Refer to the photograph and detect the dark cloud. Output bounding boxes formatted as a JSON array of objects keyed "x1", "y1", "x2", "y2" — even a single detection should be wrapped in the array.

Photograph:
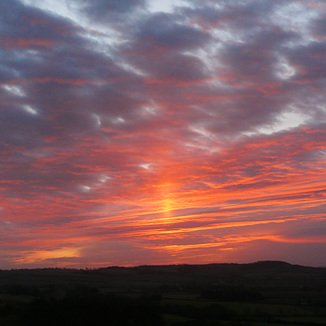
[
  {"x1": 122, "y1": 12, "x2": 212, "y2": 82},
  {"x1": 310, "y1": 15, "x2": 326, "y2": 39},
  {"x1": 80, "y1": 0, "x2": 147, "y2": 22},
  {"x1": 136, "y1": 12, "x2": 211, "y2": 52},
  {"x1": 183, "y1": 0, "x2": 280, "y2": 31},
  {"x1": 0, "y1": 0, "x2": 80, "y2": 49},
  {"x1": 285, "y1": 42, "x2": 326, "y2": 84},
  {"x1": 218, "y1": 27, "x2": 297, "y2": 83}
]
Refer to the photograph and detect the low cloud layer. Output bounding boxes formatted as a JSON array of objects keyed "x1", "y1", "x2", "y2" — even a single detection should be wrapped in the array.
[{"x1": 0, "y1": 0, "x2": 325, "y2": 268}]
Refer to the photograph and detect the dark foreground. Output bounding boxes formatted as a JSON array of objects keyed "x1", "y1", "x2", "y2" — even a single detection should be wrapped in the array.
[{"x1": 1, "y1": 261, "x2": 326, "y2": 325}]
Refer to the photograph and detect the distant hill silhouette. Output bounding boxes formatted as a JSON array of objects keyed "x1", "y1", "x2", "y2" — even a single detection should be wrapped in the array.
[
  {"x1": 1, "y1": 261, "x2": 326, "y2": 306},
  {"x1": 1, "y1": 261, "x2": 324, "y2": 287}
]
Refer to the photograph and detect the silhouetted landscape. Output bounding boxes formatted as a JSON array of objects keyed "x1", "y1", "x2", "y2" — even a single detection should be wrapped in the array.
[{"x1": 1, "y1": 261, "x2": 326, "y2": 325}]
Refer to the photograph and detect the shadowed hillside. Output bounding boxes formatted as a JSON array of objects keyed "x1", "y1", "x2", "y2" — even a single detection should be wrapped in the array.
[{"x1": 1, "y1": 261, "x2": 326, "y2": 325}]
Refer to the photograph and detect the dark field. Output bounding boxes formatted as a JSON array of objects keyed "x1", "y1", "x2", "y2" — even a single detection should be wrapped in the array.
[{"x1": 1, "y1": 261, "x2": 326, "y2": 325}]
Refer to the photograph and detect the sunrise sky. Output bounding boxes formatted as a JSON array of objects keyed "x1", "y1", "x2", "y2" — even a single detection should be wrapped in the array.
[{"x1": 1, "y1": 0, "x2": 326, "y2": 269}]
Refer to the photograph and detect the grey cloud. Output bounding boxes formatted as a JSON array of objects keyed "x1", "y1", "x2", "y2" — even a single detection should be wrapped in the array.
[
  {"x1": 0, "y1": 0, "x2": 80, "y2": 49},
  {"x1": 119, "y1": 10, "x2": 213, "y2": 82},
  {"x1": 184, "y1": 0, "x2": 280, "y2": 30},
  {"x1": 219, "y1": 28, "x2": 296, "y2": 83},
  {"x1": 80, "y1": 0, "x2": 146, "y2": 21},
  {"x1": 155, "y1": 53, "x2": 210, "y2": 82},
  {"x1": 285, "y1": 42, "x2": 326, "y2": 83},
  {"x1": 310, "y1": 14, "x2": 326, "y2": 38},
  {"x1": 0, "y1": 0, "x2": 152, "y2": 201},
  {"x1": 136, "y1": 12, "x2": 212, "y2": 52}
]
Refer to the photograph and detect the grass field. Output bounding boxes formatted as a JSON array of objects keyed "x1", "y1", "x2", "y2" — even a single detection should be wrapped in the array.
[{"x1": 161, "y1": 297, "x2": 326, "y2": 325}]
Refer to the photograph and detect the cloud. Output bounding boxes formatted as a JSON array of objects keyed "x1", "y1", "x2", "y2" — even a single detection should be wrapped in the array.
[
  {"x1": 311, "y1": 15, "x2": 326, "y2": 40},
  {"x1": 0, "y1": 0, "x2": 80, "y2": 49},
  {"x1": 136, "y1": 12, "x2": 212, "y2": 52},
  {"x1": 0, "y1": 0, "x2": 325, "y2": 268},
  {"x1": 80, "y1": 0, "x2": 147, "y2": 23}
]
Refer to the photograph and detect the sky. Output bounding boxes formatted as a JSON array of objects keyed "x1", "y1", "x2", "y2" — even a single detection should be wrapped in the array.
[{"x1": 0, "y1": 0, "x2": 325, "y2": 269}]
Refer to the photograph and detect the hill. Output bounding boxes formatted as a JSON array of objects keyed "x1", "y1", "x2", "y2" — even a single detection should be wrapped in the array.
[
  {"x1": 1, "y1": 261, "x2": 325, "y2": 305},
  {"x1": 1, "y1": 261, "x2": 326, "y2": 326}
]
